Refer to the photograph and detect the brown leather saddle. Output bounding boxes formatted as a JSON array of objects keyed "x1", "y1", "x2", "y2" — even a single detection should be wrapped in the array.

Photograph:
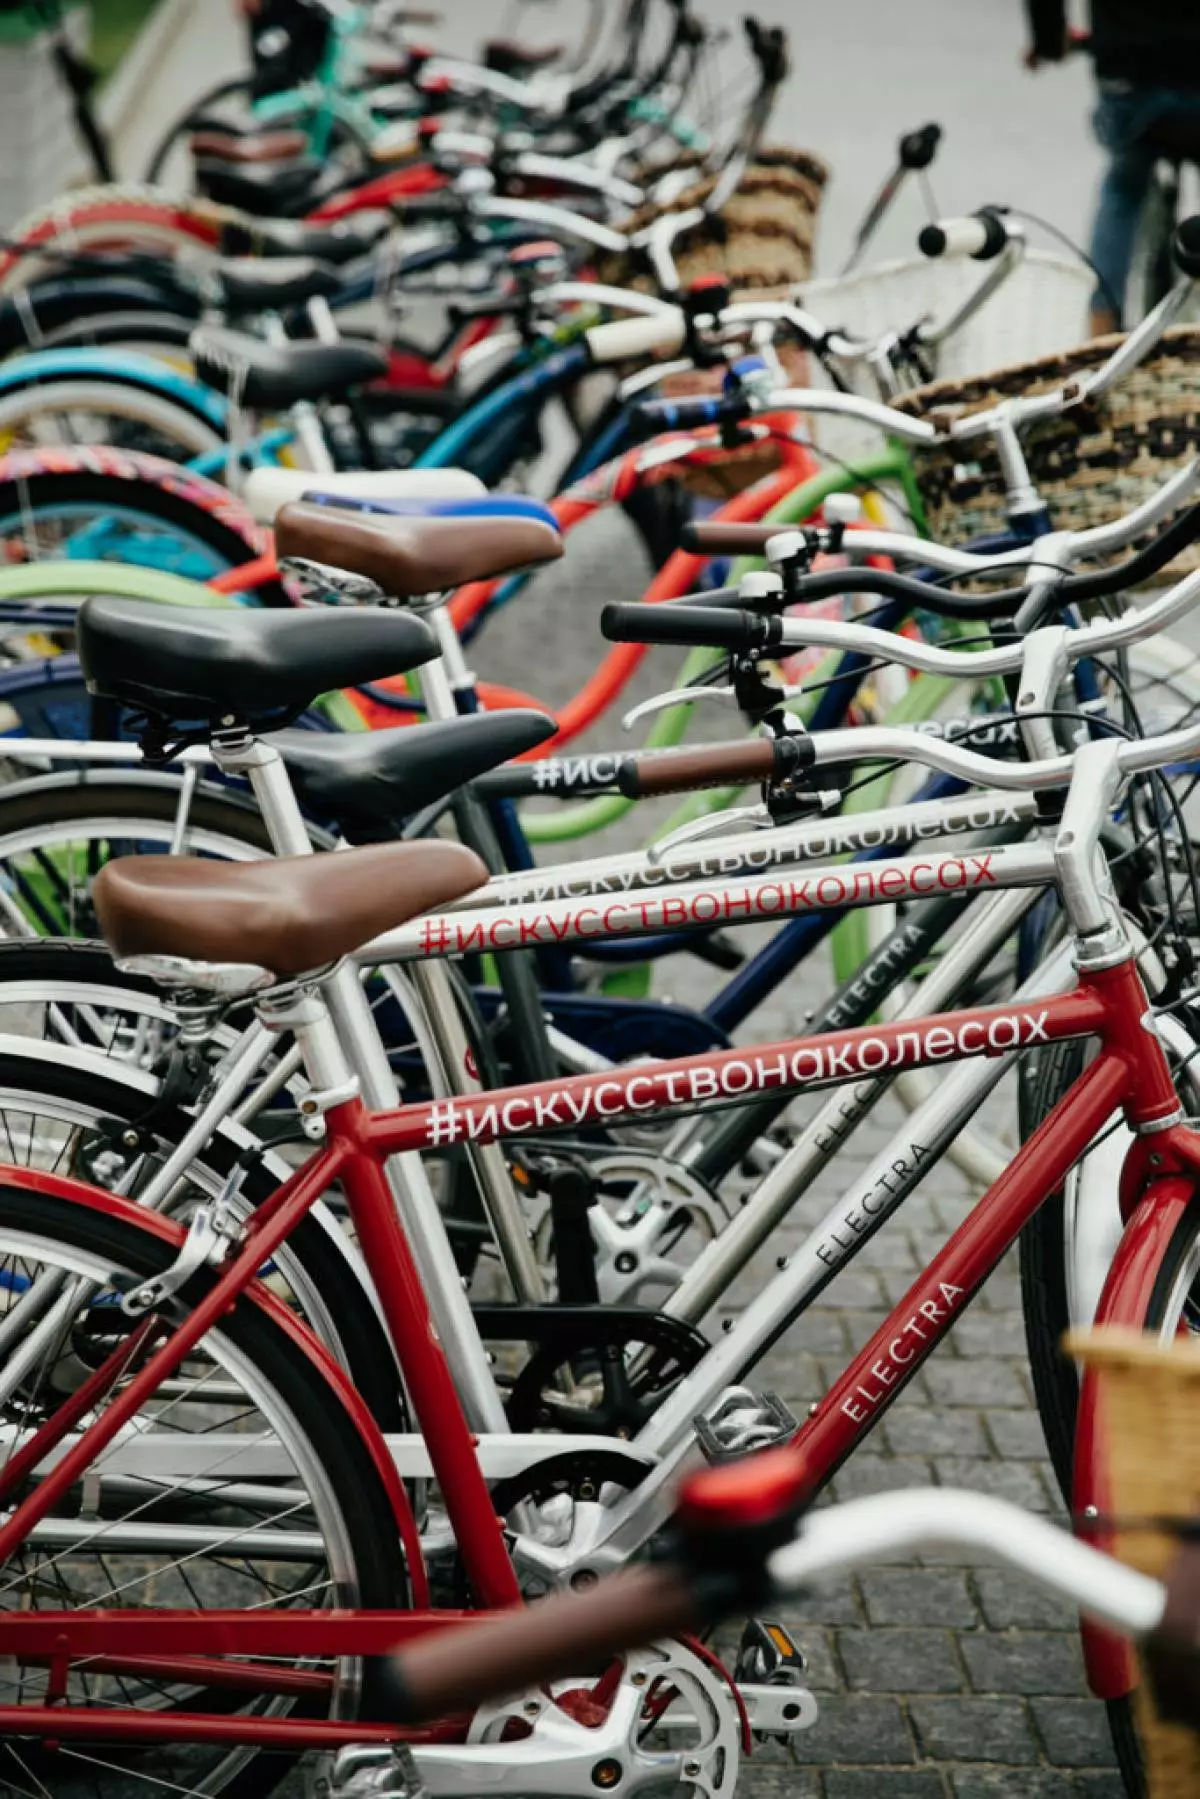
[
  {"x1": 274, "y1": 501, "x2": 563, "y2": 599},
  {"x1": 93, "y1": 840, "x2": 487, "y2": 984}
]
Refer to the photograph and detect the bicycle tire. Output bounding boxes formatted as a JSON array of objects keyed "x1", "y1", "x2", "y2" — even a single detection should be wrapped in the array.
[
  {"x1": 0, "y1": 188, "x2": 222, "y2": 292},
  {"x1": 0, "y1": 372, "x2": 221, "y2": 455},
  {"x1": 0, "y1": 464, "x2": 289, "y2": 603},
  {"x1": 0, "y1": 1178, "x2": 410, "y2": 1797},
  {"x1": 34, "y1": 309, "x2": 198, "y2": 357}
]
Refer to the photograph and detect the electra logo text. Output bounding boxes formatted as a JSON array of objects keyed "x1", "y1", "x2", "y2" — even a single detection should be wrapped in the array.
[
  {"x1": 419, "y1": 854, "x2": 999, "y2": 956},
  {"x1": 420, "y1": 1011, "x2": 1051, "y2": 1148},
  {"x1": 840, "y1": 1282, "x2": 965, "y2": 1423}
]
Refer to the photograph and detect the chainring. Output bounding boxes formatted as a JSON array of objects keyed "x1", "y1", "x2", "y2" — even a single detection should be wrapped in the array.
[{"x1": 504, "y1": 1306, "x2": 709, "y2": 1434}]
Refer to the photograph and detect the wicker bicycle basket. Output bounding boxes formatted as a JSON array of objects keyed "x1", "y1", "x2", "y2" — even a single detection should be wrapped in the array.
[
  {"x1": 600, "y1": 146, "x2": 829, "y2": 498},
  {"x1": 1065, "y1": 1327, "x2": 1200, "y2": 1796},
  {"x1": 893, "y1": 327, "x2": 1200, "y2": 573}
]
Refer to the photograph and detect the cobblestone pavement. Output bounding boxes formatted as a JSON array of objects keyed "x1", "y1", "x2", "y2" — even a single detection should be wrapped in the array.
[{"x1": 468, "y1": 514, "x2": 1129, "y2": 1799}]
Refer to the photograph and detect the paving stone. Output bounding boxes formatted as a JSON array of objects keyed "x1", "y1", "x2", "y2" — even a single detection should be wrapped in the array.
[
  {"x1": 838, "y1": 1627, "x2": 965, "y2": 1693},
  {"x1": 791, "y1": 1696, "x2": 916, "y2": 1765},
  {"x1": 842, "y1": 1308, "x2": 895, "y2": 1352},
  {"x1": 923, "y1": 1360, "x2": 1031, "y2": 1409},
  {"x1": 746, "y1": 1347, "x2": 827, "y2": 1404},
  {"x1": 883, "y1": 1407, "x2": 990, "y2": 1459},
  {"x1": 949, "y1": 1312, "x2": 1029, "y2": 1358},
  {"x1": 983, "y1": 1408, "x2": 1055, "y2": 1459},
  {"x1": 910, "y1": 1698, "x2": 1038, "y2": 1765},
  {"x1": 734, "y1": 1766, "x2": 822, "y2": 1798},
  {"x1": 937, "y1": 1457, "x2": 1054, "y2": 1513},
  {"x1": 973, "y1": 1570, "x2": 1079, "y2": 1632},
  {"x1": 959, "y1": 1632, "x2": 1087, "y2": 1697},
  {"x1": 826, "y1": 1774, "x2": 947, "y2": 1798},
  {"x1": 974, "y1": 1264, "x2": 1024, "y2": 1312},
  {"x1": 784, "y1": 1309, "x2": 853, "y2": 1355},
  {"x1": 860, "y1": 1568, "x2": 979, "y2": 1630},
  {"x1": 932, "y1": 1193, "x2": 976, "y2": 1231},
  {"x1": 782, "y1": 1579, "x2": 864, "y2": 1627},
  {"x1": 1074, "y1": 1777, "x2": 1127, "y2": 1798},
  {"x1": 811, "y1": 1268, "x2": 886, "y2": 1310},
  {"x1": 951, "y1": 1773, "x2": 1078, "y2": 1798},
  {"x1": 1029, "y1": 1698, "x2": 1118, "y2": 1768},
  {"x1": 849, "y1": 1227, "x2": 920, "y2": 1270},
  {"x1": 831, "y1": 1454, "x2": 935, "y2": 1502}
]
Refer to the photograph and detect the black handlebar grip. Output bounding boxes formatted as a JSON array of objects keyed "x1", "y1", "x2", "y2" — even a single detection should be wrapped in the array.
[
  {"x1": 743, "y1": 18, "x2": 789, "y2": 83},
  {"x1": 600, "y1": 602, "x2": 780, "y2": 651},
  {"x1": 899, "y1": 123, "x2": 942, "y2": 171},
  {"x1": 1174, "y1": 214, "x2": 1200, "y2": 279}
]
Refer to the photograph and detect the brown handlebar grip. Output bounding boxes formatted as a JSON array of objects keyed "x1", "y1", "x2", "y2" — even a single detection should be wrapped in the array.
[
  {"x1": 682, "y1": 522, "x2": 778, "y2": 556},
  {"x1": 618, "y1": 738, "x2": 779, "y2": 799},
  {"x1": 1144, "y1": 1536, "x2": 1200, "y2": 1726},
  {"x1": 388, "y1": 1564, "x2": 702, "y2": 1724}
]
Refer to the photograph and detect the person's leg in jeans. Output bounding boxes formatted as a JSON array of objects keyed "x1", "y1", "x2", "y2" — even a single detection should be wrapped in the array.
[
  {"x1": 1088, "y1": 86, "x2": 1200, "y2": 335},
  {"x1": 1088, "y1": 86, "x2": 1160, "y2": 335}
]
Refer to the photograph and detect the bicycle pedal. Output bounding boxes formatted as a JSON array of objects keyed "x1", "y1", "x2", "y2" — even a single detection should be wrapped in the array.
[
  {"x1": 694, "y1": 1387, "x2": 799, "y2": 1462},
  {"x1": 320, "y1": 1743, "x2": 424, "y2": 1799},
  {"x1": 735, "y1": 1618, "x2": 818, "y2": 1743}
]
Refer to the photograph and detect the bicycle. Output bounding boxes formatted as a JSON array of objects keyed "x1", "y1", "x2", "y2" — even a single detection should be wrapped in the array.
[{"x1": 0, "y1": 561, "x2": 1200, "y2": 1787}]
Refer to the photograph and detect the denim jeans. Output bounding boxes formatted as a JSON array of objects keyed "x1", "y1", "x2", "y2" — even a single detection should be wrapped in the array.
[{"x1": 1089, "y1": 82, "x2": 1200, "y2": 323}]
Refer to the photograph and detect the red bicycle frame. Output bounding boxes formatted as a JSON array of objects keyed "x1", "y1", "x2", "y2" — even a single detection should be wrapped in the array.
[{"x1": 0, "y1": 954, "x2": 1189, "y2": 1748}]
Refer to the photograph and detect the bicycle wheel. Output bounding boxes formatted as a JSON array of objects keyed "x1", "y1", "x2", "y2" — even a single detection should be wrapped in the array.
[
  {"x1": 0, "y1": 1180, "x2": 409, "y2": 1798},
  {"x1": 0, "y1": 464, "x2": 285, "y2": 598},
  {"x1": 0, "y1": 190, "x2": 221, "y2": 292},
  {"x1": 0, "y1": 774, "x2": 282, "y2": 932},
  {"x1": 34, "y1": 309, "x2": 199, "y2": 361},
  {"x1": 0, "y1": 376, "x2": 223, "y2": 463},
  {"x1": 0, "y1": 963, "x2": 403, "y2": 1421},
  {"x1": 1020, "y1": 986, "x2": 1195, "y2": 1502}
]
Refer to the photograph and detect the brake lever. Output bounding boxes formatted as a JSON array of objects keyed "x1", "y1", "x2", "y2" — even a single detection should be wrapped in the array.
[
  {"x1": 647, "y1": 804, "x2": 773, "y2": 861},
  {"x1": 622, "y1": 683, "x2": 736, "y2": 729}
]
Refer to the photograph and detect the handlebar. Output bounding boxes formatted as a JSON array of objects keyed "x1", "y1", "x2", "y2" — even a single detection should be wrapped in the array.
[
  {"x1": 768, "y1": 563, "x2": 1200, "y2": 682},
  {"x1": 619, "y1": 703, "x2": 1200, "y2": 798},
  {"x1": 603, "y1": 599, "x2": 776, "y2": 650},
  {"x1": 679, "y1": 456, "x2": 1200, "y2": 597},
  {"x1": 586, "y1": 309, "x2": 687, "y2": 365},
  {"x1": 378, "y1": 1482, "x2": 1178, "y2": 1728},
  {"x1": 617, "y1": 733, "x2": 807, "y2": 798},
  {"x1": 918, "y1": 208, "x2": 1012, "y2": 262},
  {"x1": 616, "y1": 496, "x2": 1200, "y2": 630}
]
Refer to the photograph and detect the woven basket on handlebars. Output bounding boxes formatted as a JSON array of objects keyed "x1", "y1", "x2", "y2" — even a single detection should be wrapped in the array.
[
  {"x1": 1066, "y1": 1328, "x2": 1200, "y2": 1797},
  {"x1": 601, "y1": 146, "x2": 828, "y2": 498},
  {"x1": 893, "y1": 326, "x2": 1200, "y2": 573},
  {"x1": 602, "y1": 145, "x2": 829, "y2": 296}
]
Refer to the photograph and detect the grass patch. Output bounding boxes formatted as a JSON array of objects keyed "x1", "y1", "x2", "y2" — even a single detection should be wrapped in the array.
[{"x1": 90, "y1": 0, "x2": 162, "y2": 82}]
